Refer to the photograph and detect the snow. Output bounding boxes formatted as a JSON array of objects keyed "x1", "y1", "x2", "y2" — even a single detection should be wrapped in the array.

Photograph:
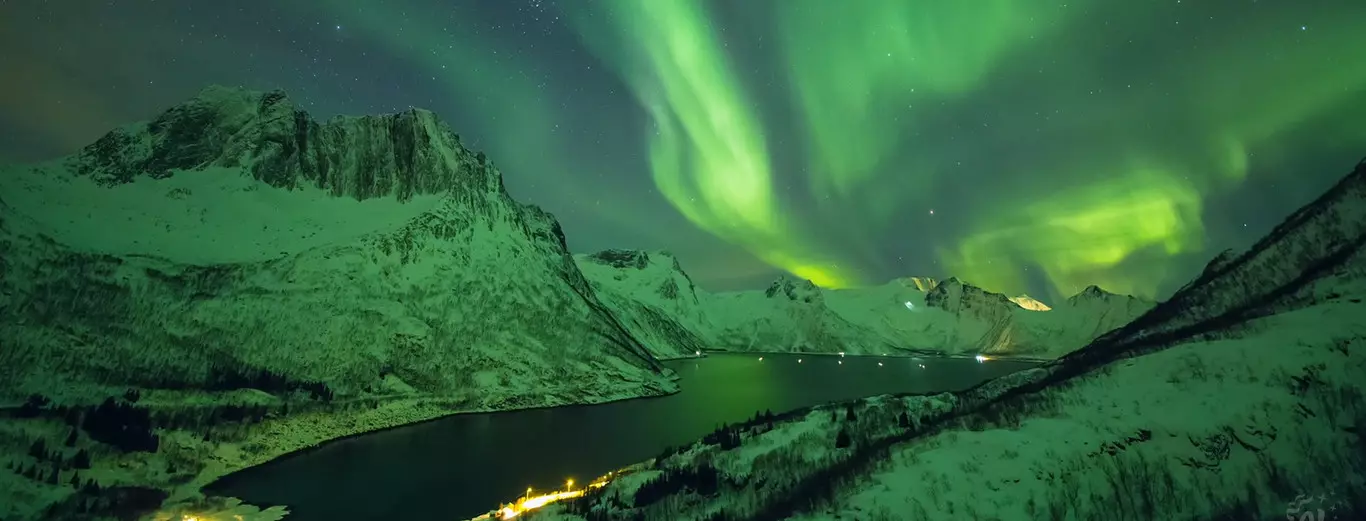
[
  {"x1": 580, "y1": 260, "x2": 1154, "y2": 359},
  {"x1": 0, "y1": 163, "x2": 442, "y2": 265}
]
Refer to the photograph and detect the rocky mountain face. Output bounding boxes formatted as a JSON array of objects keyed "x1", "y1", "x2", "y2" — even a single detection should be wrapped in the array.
[
  {"x1": 574, "y1": 250, "x2": 710, "y2": 359},
  {"x1": 0, "y1": 85, "x2": 675, "y2": 412},
  {"x1": 71, "y1": 86, "x2": 492, "y2": 202}
]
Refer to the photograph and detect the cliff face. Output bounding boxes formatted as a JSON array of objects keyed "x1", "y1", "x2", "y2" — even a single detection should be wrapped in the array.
[
  {"x1": 0, "y1": 85, "x2": 674, "y2": 407},
  {"x1": 71, "y1": 85, "x2": 496, "y2": 202}
]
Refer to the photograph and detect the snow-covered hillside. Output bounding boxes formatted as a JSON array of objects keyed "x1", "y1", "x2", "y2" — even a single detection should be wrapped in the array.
[
  {"x1": 574, "y1": 250, "x2": 710, "y2": 359},
  {"x1": 579, "y1": 255, "x2": 1153, "y2": 358},
  {"x1": 531, "y1": 157, "x2": 1366, "y2": 521},
  {"x1": 0, "y1": 86, "x2": 676, "y2": 520}
]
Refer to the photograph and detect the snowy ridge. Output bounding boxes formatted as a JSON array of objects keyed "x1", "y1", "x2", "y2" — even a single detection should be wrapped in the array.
[
  {"x1": 534, "y1": 157, "x2": 1366, "y2": 521},
  {"x1": 579, "y1": 257, "x2": 1152, "y2": 358},
  {"x1": 0, "y1": 87, "x2": 677, "y2": 520},
  {"x1": 574, "y1": 250, "x2": 711, "y2": 359},
  {"x1": 702, "y1": 276, "x2": 896, "y2": 354}
]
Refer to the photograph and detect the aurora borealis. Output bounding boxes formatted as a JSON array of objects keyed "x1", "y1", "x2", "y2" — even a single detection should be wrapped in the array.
[{"x1": 3, "y1": 1, "x2": 1364, "y2": 301}]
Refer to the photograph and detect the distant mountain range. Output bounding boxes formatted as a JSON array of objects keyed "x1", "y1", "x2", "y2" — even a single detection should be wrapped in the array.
[{"x1": 577, "y1": 250, "x2": 1154, "y2": 359}]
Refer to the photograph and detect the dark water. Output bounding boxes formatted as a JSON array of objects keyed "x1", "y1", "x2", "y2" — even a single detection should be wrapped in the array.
[{"x1": 208, "y1": 353, "x2": 1036, "y2": 520}]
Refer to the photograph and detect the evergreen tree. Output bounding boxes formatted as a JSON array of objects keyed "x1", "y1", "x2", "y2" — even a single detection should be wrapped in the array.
[
  {"x1": 28, "y1": 438, "x2": 47, "y2": 460},
  {"x1": 72, "y1": 449, "x2": 91, "y2": 469},
  {"x1": 835, "y1": 428, "x2": 852, "y2": 449},
  {"x1": 65, "y1": 427, "x2": 79, "y2": 447}
]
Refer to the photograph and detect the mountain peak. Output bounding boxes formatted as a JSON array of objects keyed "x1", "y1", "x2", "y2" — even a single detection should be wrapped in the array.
[
  {"x1": 585, "y1": 249, "x2": 653, "y2": 270},
  {"x1": 1010, "y1": 294, "x2": 1053, "y2": 311},
  {"x1": 67, "y1": 86, "x2": 499, "y2": 202},
  {"x1": 764, "y1": 275, "x2": 822, "y2": 303}
]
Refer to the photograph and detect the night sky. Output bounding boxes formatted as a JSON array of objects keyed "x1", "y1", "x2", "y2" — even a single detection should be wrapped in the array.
[{"x1": 3, "y1": 1, "x2": 1364, "y2": 301}]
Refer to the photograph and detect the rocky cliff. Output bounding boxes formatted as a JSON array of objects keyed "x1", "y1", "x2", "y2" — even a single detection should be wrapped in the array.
[{"x1": 0, "y1": 86, "x2": 676, "y2": 520}]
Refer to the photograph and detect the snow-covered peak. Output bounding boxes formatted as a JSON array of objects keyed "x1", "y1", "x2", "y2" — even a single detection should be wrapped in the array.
[
  {"x1": 892, "y1": 276, "x2": 940, "y2": 292},
  {"x1": 66, "y1": 85, "x2": 497, "y2": 202},
  {"x1": 924, "y1": 277, "x2": 1016, "y2": 314},
  {"x1": 764, "y1": 275, "x2": 823, "y2": 303},
  {"x1": 1010, "y1": 294, "x2": 1052, "y2": 311},
  {"x1": 583, "y1": 249, "x2": 657, "y2": 270}
]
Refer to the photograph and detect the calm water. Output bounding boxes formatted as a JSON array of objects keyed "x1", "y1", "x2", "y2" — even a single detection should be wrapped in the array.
[{"x1": 208, "y1": 353, "x2": 1036, "y2": 520}]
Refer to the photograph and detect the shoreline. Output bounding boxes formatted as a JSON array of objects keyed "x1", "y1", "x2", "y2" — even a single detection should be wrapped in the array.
[
  {"x1": 192, "y1": 384, "x2": 681, "y2": 497},
  {"x1": 695, "y1": 349, "x2": 1052, "y2": 364},
  {"x1": 187, "y1": 349, "x2": 1047, "y2": 515}
]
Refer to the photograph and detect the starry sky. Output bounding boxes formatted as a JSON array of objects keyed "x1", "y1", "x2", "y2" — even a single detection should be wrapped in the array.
[{"x1": 2, "y1": 0, "x2": 1364, "y2": 302}]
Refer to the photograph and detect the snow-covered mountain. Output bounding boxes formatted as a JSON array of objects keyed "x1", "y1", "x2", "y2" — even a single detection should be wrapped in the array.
[
  {"x1": 529, "y1": 161, "x2": 1366, "y2": 521},
  {"x1": 703, "y1": 275, "x2": 894, "y2": 353},
  {"x1": 0, "y1": 86, "x2": 678, "y2": 520},
  {"x1": 577, "y1": 254, "x2": 1153, "y2": 358},
  {"x1": 574, "y1": 250, "x2": 710, "y2": 359}
]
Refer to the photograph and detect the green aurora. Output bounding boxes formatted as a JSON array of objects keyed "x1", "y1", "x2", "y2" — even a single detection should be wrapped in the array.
[
  {"x1": 565, "y1": 0, "x2": 1366, "y2": 298},
  {"x1": 3, "y1": 0, "x2": 1364, "y2": 301}
]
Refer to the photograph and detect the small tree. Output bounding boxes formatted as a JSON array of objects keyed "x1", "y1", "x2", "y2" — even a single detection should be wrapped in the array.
[
  {"x1": 835, "y1": 428, "x2": 852, "y2": 449},
  {"x1": 72, "y1": 449, "x2": 91, "y2": 470},
  {"x1": 65, "y1": 428, "x2": 79, "y2": 447},
  {"x1": 28, "y1": 439, "x2": 47, "y2": 460},
  {"x1": 845, "y1": 404, "x2": 857, "y2": 422},
  {"x1": 898, "y1": 412, "x2": 911, "y2": 429}
]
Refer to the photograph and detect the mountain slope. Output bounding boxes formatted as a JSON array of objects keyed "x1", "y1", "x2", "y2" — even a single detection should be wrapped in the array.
[
  {"x1": 0, "y1": 86, "x2": 675, "y2": 520},
  {"x1": 574, "y1": 250, "x2": 710, "y2": 359},
  {"x1": 703, "y1": 276, "x2": 897, "y2": 353},
  {"x1": 535, "y1": 157, "x2": 1366, "y2": 521}
]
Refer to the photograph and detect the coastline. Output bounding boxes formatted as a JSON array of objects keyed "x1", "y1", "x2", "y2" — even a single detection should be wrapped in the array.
[
  {"x1": 180, "y1": 380, "x2": 681, "y2": 509},
  {"x1": 696, "y1": 348, "x2": 1052, "y2": 364}
]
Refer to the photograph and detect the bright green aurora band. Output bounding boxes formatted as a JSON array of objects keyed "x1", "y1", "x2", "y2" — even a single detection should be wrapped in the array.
[{"x1": 563, "y1": 0, "x2": 1366, "y2": 299}]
